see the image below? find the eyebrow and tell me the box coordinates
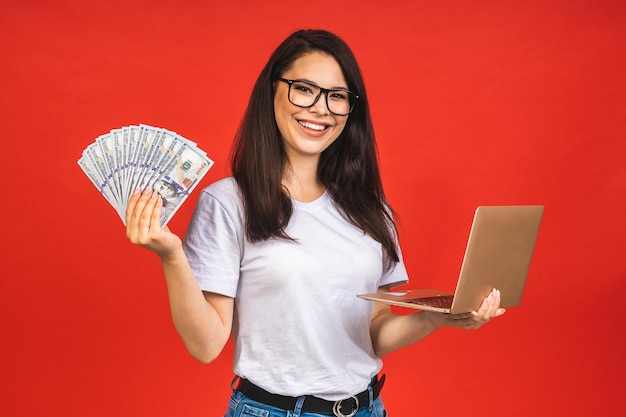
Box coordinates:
[292,77,350,91]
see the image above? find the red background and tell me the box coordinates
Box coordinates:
[1,0,625,416]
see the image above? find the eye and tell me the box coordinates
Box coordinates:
[293,82,315,95]
[329,91,349,101]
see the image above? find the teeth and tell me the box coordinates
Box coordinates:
[299,121,326,131]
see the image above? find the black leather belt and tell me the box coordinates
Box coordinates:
[236,374,385,417]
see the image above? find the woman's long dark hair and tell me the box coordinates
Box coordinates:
[230,29,400,269]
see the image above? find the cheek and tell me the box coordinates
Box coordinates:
[334,118,348,137]
[274,100,294,139]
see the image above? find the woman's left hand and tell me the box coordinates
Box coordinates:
[427,288,506,330]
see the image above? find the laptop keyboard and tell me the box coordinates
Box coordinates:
[404,295,454,309]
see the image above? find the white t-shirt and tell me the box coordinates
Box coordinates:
[183,177,408,400]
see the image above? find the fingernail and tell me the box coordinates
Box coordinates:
[133,187,140,195]
[143,187,152,196]
[151,190,158,199]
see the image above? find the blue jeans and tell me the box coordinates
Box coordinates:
[223,384,388,417]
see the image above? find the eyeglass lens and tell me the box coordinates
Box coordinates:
[288,81,353,115]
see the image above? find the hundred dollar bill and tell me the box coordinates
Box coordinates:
[77,155,125,222]
[83,141,122,210]
[139,129,186,193]
[96,133,121,204]
[121,125,140,207]
[150,143,214,226]
[110,128,125,203]
[126,124,160,202]
[136,129,166,192]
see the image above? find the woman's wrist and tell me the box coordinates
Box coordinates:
[419,310,445,331]
[159,244,186,265]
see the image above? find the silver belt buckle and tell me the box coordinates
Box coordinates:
[332,395,359,417]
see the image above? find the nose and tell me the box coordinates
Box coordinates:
[308,92,329,115]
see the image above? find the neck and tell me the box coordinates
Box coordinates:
[282,157,325,202]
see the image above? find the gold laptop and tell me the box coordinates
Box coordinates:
[358,206,544,314]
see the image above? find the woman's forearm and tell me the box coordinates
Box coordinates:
[370,308,440,357]
[160,248,233,364]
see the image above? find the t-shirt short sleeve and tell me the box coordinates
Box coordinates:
[380,248,409,288]
[182,178,243,298]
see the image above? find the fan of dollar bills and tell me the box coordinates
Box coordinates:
[77,124,213,226]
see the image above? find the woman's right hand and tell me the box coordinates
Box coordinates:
[125,187,182,260]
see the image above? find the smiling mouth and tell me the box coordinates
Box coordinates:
[298,120,328,131]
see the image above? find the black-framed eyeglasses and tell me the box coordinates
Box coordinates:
[278,78,358,116]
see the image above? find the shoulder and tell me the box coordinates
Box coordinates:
[196,176,243,217]
[202,176,240,200]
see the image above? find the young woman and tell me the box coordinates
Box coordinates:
[126,29,504,417]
